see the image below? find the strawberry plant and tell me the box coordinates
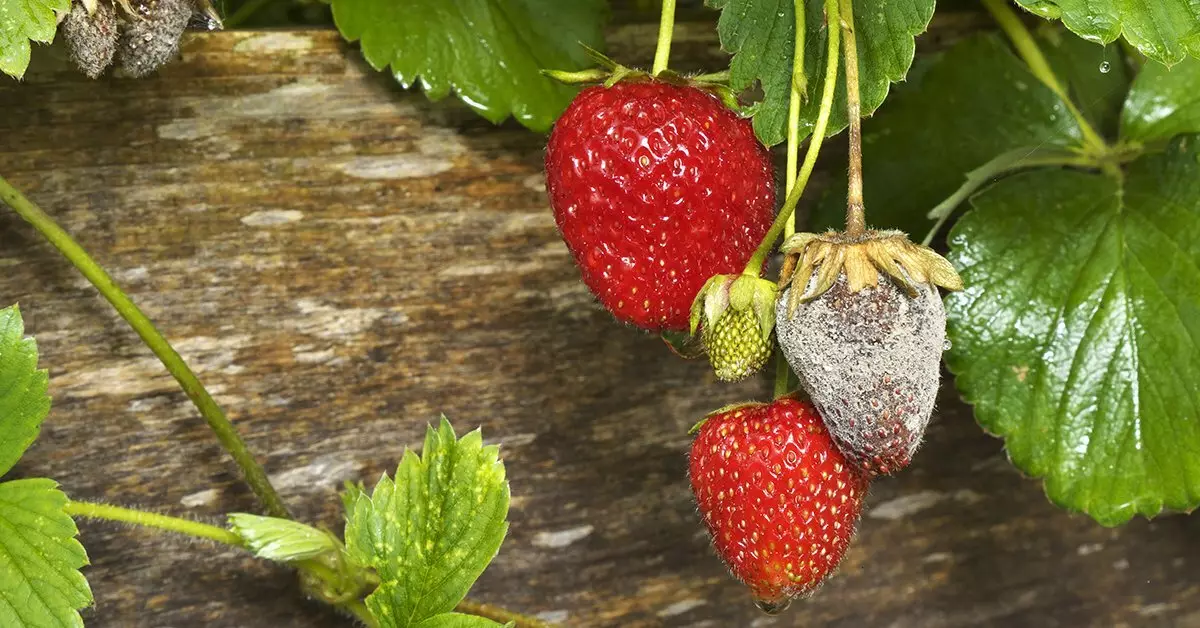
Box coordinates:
[2,0,1200,623]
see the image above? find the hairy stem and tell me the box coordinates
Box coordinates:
[456,598,550,628]
[64,500,245,546]
[773,352,792,398]
[784,0,806,240]
[343,600,379,628]
[0,175,290,519]
[981,0,1107,154]
[742,0,842,275]
[66,498,532,627]
[652,0,677,75]
[840,0,866,237]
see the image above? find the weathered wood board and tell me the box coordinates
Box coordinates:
[1,16,1198,628]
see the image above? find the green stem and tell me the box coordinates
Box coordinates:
[222,0,274,28]
[455,598,550,628]
[652,0,677,75]
[981,0,1107,154]
[344,600,379,628]
[741,0,842,275]
[0,174,290,520]
[784,0,806,240]
[64,500,245,546]
[840,0,866,237]
[773,352,792,398]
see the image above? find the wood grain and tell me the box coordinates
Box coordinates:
[2,16,1198,628]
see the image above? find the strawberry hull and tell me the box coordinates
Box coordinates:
[544,80,775,331]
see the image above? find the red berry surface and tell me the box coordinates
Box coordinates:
[689,398,868,606]
[545,80,775,331]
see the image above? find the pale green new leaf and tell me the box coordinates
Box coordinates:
[228,513,337,562]
[1014,0,1200,67]
[0,478,92,627]
[344,419,509,628]
[330,0,608,132]
[944,136,1200,525]
[1121,56,1200,143]
[0,0,68,79]
[0,305,50,478]
[416,613,507,628]
[708,0,934,146]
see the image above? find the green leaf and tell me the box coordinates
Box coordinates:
[416,613,507,628]
[944,136,1200,526]
[1014,0,1200,67]
[340,479,367,515]
[228,513,337,562]
[809,33,1084,235]
[0,305,50,478]
[0,478,92,627]
[0,0,67,79]
[1039,24,1132,138]
[330,0,608,132]
[344,418,509,628]
[1121,56,1200,143]
[707,0,934,146]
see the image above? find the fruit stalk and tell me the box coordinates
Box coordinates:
[774,0,810,397]
[0,174,291,520]
[840,0,866,238]
[741,0,842,276]
[64,500,246,546]
[652,0,677,75]
[980,0,1107,155]
[783,0,806,240]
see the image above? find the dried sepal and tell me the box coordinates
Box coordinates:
[187,0,222,30]
[779,230,963,317]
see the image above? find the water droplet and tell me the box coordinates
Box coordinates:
[1099,61,1111,73]
[755,597,791,615]
[943,338,953,351]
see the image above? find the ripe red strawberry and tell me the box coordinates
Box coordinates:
[544,80,775,331]
[689,398,868,610]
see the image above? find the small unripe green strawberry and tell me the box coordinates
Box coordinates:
[690,274,777,381]
[689,398,868,609]
[775,230,961,476]
[703,307,772,381]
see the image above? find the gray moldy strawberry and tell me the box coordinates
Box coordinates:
[775,230,962,476]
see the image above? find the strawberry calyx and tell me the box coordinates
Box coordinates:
[689,274,778,381]
[690,275,778,339]
[543,46,741,111]
[687,399,770,435]
[777,229,964,319]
